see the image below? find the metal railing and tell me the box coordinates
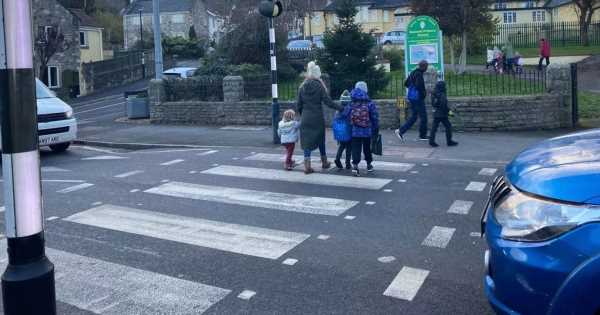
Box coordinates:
[481,21,600,48]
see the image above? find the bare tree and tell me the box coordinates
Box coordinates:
[573,0,600,46]
[35,26,70,85]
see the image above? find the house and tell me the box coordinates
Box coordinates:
[122,0,213,49]
[70,9,106,96]
[491,0,600,24]
[305,0,411,40]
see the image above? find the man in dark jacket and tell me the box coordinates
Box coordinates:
[395,60,428,141]
[429,81,458,147]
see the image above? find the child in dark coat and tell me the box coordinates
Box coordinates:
[429,81,458,147]
[334,90,352,170]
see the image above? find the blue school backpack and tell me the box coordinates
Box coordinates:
[406,73,420,102]
[332,113,351,142]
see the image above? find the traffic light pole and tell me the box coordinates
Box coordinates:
[268,17,280,144]
[153,0,163,80]
[0,1,57,314]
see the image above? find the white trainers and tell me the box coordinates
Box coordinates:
[394,129,404,142]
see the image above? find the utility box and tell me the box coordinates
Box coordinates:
[125,89,149,119]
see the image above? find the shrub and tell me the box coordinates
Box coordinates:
[278,63,300,82]
[162,36,205,59]
[228,64,266,77]
[383,48,404,71]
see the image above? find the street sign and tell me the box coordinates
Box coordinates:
[404,16,444,79]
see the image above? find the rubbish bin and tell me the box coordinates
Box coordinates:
[124,89,149,119]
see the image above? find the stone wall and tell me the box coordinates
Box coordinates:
[148,64,574,131]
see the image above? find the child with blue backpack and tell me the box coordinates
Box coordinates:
[333,90,352,170]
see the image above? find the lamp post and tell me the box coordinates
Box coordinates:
[259,0,283,144]
[0,0,57,314]
[153,0,163,79]
[139,9,146,78]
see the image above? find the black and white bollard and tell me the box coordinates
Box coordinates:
[0,1,57,314]
[268,17,280,144]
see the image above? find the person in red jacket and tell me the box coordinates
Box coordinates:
[538,38,551,70]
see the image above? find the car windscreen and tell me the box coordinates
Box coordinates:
[36,79,54,99]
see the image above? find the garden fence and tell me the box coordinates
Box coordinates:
[481,21,600,48]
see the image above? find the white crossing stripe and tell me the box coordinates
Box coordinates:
[317,235,330,240]
[160,159,185,166]
[0,242,230,314]
[46,216,60,221]
[64,205,310,260]
[447,200,474,215]
[383,267,430,301]
[466,181,487,192]
[197,150,219,156]
[114,170,144,178]
[378,256,396,264]
[145,182,358,216]
[282,258,298,266]
[57,183,94,194]
[41,166,70,172]
[245,153,415,172]
[202,165,392,190]
[221,126,267,131]
[422,226,456,248]
[82,155,128,160]
[479,168,498,176]
[237,290,256,300]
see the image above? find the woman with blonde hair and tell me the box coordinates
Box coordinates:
[297,61,343,174]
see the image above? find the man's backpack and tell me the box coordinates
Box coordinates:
[406,72,420,102]
[351,102,370,128]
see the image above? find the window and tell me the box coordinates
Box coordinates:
[357,6,368,22]
[525,1,536,8]
[172,14,185,24]
[369,9,377,22]
[312,14,321,26]
[494,2,507,10]
[47,66,60,88]
[79,31,88,47]
[503,12,517,23]
[532,10,545,22]
[383,11,390,23]
[44,26,55,41]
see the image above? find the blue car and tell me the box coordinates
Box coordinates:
[482,129,600,315]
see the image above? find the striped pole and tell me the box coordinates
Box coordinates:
[269,17,280,144]
[0,1,57,314]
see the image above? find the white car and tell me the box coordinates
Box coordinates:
[0,79,78,152]
[382,31,406,46]
[162,67,197,79]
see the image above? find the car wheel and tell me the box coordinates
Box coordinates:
[49,142,70,153]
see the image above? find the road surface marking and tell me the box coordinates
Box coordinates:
[0,242,231,314]
[398,179,407,183]
[344,216,356,220]
[221,126,267,131]
[73,145,118,154]
[470,232,482,237]
[46,216,60,221]
[282,258,298,266]
[466,181,487,192]
[202,165,392,190]
[160,159,184,166]
[245,153,414,172]
[383,267,430,301]
[75,102,125,114]
[447,200,474,215]
[130,189,140,193]
[189,171,197,174]
[41,166,70,172]
[422,226,456,248]
[317,235,330,240]
[92,202,102,206]
[237,290,256,300]
[479,168,498,176]
[43,180,86,183]
[0,207,4,212]
[57,183,94,194]
[383,189,393,193]
[114,170,144,178]
[410,171,419,174]
[378,256,396,264]
[421,163,429,166]
[82,155,128,161]
[145,182,357,216]
[366,201,376,205]
[212,163,219,167]
[64,205,310,260]
[197,150,219,156]
[161,179,170,183]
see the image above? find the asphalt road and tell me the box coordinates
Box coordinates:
[0,144,497,314]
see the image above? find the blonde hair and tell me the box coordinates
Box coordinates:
[283,109,296,122]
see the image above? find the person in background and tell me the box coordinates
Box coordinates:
[429,81,458,148]
[297,61,343,174]
[277,109,301,171]
[504,40,514,73]
[395,60,428,141]
[334,90,352,170]
[539,38,551,70]
[342,81,379,177]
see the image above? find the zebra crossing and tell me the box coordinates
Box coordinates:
[5,148,493,314]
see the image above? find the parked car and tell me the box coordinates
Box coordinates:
[482,129,600,315]
[287,40,313,50]
[0,79,77,152]
[382,31,406,45]
[163,67,197,79]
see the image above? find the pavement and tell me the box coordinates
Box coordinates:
[20,80,578,314]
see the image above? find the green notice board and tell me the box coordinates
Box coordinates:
[404,16,444,79]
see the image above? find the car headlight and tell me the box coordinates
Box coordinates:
[65,110,73,119]
[495,190,600,242]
